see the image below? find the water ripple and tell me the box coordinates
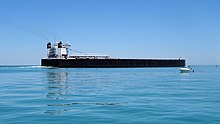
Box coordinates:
[47,102,120,106]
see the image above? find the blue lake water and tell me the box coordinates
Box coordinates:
[0,65,220,124]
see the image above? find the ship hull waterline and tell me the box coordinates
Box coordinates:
[41,59,185,68]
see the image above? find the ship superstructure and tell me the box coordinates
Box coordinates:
[46,41,110,60]
[47,42,70,59]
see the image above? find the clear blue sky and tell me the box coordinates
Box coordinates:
[0,0,219,65]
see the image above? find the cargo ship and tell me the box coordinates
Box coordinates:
[41,41,185,68]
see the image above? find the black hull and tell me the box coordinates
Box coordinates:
[41,59,185,68]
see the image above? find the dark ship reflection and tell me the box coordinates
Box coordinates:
[45,71,70,115]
